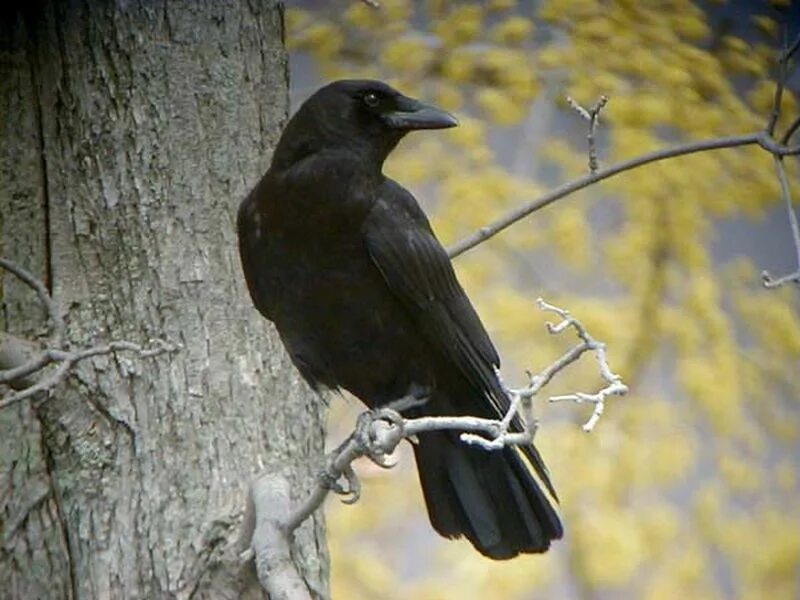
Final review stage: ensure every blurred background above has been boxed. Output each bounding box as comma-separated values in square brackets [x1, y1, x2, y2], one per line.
[285, 1, 800, 598]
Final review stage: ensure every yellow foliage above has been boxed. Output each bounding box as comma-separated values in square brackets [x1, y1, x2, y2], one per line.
[774, 461, 796, 491]
[575, 16, 614, 42]
[444, 116, 485, 149]
[751, 15, 778, 37]
[478, 48, 538, 98]
[343, 2, 382, 29]
[672, 13, 710, 41]
[573, 507, 647, 588]
[643, 543, 721, 600]
[292, 22, 343, 58]
[611, 94, 674, 128]
[678, 355, 743, 434]
[432, 5, 483, 47]
[344, 0, 413, 30]
[536, 45, 567, 70]
[382, 0, 413, 23]
[734, 287, 800, 356]
[381, 36, 434, 73]
[491, 16, 535, 45]
[487, 0, 516, 11]
[661, 307, 703, 352]
[639, 503, 680, 552]
[440, 49, 475, 82]
[718, 452, 763, 493]
[476, 87, 526, 125]
[548, 205, 591, 270]
[433, 82, 464, 112]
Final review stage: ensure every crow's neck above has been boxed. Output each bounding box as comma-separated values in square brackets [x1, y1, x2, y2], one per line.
[271, 115, 401, 175]
[273, 138, 395, 175]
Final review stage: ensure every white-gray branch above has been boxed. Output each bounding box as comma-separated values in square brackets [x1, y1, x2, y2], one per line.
[761, 155, 800, 288]
[247, 474, 314, 600]
[566, 94, 609, 174]
[248, 298, 627, 563]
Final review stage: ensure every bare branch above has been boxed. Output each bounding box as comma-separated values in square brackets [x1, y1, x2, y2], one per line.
[0, 339, 177, 409]
[0, 333, 44, 389]
[0, 350, 53, 385]
[530, 298, 627, 432]
[760, 28, 800, 289]
[768, 28, 800, 134]
[0, 255, 178, 408]
[267, 298, 627, 548]
[248, 474, 313, 600]
[447, 132, 800, 259]
[0, 258, 63, 344]
[448, 35, 800, 263]
[788, 31, 800, 61]
[567, 94, 609, 174]
[761, 155, 800, 288]
[783, 115, 800, 145]
[767, 25, 790, 136]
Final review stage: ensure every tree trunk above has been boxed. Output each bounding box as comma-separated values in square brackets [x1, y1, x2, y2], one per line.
[0, 2, 329, 598]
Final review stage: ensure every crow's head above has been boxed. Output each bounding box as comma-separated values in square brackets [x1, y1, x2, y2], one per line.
[273, 79, 458, 170]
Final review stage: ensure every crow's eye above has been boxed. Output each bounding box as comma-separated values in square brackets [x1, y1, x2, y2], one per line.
[363, 92, 380, 108]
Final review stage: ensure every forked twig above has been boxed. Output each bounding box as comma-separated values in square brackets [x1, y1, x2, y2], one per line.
[0, 257, 178, 408]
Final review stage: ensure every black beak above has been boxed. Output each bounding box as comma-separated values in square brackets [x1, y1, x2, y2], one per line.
[383, 98, 459, 131]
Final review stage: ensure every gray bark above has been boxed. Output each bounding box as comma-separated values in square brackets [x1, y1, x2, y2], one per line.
[0, 1, 329, 598]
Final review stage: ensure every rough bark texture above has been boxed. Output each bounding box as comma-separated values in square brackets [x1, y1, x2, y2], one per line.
[0, 1, 329, 598]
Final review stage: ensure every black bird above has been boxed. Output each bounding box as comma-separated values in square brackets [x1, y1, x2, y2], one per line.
[237, 80, 563, 559]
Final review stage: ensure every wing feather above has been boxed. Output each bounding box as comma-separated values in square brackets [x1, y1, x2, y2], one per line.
[363, 180, 558, 501]
[364, 182, 503, 406]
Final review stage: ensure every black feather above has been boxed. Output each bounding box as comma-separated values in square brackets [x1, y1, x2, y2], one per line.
[237, 79, 563, 558]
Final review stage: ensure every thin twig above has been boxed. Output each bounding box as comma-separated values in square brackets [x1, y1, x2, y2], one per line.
[567, 95, 609, 173]
[760, 27, 800, 288]
[0, 339, 176, 409]
[0, 347, 52, 385]
[782, 115, 800, 145]
[536, 298, 627, 431]
[448, 130, 800, 258]
[0, 258, 63, 345]
[448, 133, 773, 258]
[788, 31, 800, 61]
[0, 256, 178, 408]
[0, 333, 42, 390]
[762, 155, 800, 288]
[766, 24, 790, 136]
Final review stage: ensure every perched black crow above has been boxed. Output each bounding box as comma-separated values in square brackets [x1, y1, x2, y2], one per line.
[237, 80, 563, 559]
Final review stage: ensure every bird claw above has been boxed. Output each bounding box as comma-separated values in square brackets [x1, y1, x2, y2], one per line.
[339, 465, 361, 504]
[318, 470, 348, 495]
[372, 407, 405, 429]
[354, 407, 404, 462]
[320, 408, 406, 506]
[319, 465, 362, 504]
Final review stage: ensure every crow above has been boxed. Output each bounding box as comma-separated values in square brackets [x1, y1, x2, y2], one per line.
[237, 79, 563, 559]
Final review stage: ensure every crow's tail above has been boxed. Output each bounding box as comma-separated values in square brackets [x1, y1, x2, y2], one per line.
[412, 429, 563, 559]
